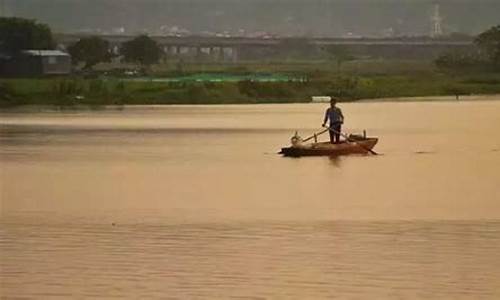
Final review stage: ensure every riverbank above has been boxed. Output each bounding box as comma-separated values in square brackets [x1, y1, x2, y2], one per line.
[2, 66, 500, 107]
[2, 95, 500, 114]
[359, 94, 500, 103]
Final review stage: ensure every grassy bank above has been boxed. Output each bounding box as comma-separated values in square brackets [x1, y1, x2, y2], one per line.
[2, 60, 500, 107]
[99, 59, 437, 77]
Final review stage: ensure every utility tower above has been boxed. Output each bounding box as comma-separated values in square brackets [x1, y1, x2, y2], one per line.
[430, 2, 443, 38]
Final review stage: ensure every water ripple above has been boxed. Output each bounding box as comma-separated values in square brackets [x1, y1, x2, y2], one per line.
[2, 220, 500, 299]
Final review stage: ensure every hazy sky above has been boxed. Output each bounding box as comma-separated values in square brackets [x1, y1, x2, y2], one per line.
[2, 0, 500, 36]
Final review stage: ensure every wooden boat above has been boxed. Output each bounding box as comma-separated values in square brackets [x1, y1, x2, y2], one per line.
[280, 137, 378, 157]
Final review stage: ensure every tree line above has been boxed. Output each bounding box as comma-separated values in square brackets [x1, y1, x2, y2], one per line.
[67, 35, 162, 70]
[0, 17, 163, 70]
[2, 17, 500, 73]
[435, 25, 500, 72]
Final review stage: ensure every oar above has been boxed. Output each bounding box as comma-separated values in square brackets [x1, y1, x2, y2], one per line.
[302, 128, 329, 143]
[324, 125, 379, 155]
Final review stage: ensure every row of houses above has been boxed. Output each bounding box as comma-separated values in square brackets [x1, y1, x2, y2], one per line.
[0, 50, 72, 77]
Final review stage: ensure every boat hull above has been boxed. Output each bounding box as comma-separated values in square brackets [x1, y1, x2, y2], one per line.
[280, 138, 378, 157]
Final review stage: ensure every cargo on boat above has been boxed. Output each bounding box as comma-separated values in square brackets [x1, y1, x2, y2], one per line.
[280, 138, 378, 157]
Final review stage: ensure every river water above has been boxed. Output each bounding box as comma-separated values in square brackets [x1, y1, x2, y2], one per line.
[1, 101, 500, 299]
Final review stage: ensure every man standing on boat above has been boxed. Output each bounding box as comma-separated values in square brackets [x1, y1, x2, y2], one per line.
[322, 98, 344, 144]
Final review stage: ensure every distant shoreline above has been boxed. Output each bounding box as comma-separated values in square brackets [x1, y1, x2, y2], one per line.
[357, 94, 500, 103]
[2, 68, 500, 107]
[2, 94, 500, 112]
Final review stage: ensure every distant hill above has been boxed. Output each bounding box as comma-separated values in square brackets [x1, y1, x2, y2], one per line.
[3, 0, 499, 37]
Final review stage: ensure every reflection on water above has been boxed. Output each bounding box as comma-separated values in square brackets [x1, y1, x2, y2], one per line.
[1, 102, 500, 298]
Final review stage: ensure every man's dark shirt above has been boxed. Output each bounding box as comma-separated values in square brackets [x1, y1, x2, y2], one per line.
[324, 107, 344, 125]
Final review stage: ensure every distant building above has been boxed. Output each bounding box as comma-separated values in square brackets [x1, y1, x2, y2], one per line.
[0, 50, 72, 77]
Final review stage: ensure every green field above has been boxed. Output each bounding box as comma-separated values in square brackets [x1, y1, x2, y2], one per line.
[2, 59, 500, 107]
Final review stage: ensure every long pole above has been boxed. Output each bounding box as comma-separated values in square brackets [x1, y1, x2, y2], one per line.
[324, 125, 378, 155]
[302, 128, 329, 143]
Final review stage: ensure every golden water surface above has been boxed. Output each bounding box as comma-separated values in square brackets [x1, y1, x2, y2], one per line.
[1, 101, 500, 298]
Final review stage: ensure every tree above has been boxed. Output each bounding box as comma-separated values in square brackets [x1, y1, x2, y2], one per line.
[0, 17, 54, 55]
[68, 36, 112, 70]
[475, 25, 500, 65]
[121, 35, 162, 68]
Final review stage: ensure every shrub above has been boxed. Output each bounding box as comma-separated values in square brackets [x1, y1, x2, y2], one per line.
[326, 76, 360, 99]
[88, 79, 107, 95]
[115, 81, 126, 93]
[52, 79, 84, 96]
[0, 82, 17, 106]
[237, 80, 293, 98]
[186, 84, 209, 101]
